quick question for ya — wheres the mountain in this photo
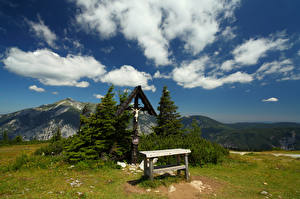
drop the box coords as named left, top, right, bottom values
left=1, top=99, right=300, bottom=151
left=0, top=98, right=96, bottom=140
left=181, top=115, right=300, bottom=151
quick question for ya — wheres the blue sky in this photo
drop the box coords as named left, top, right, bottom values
left=0, top=0, right=300, bottom=123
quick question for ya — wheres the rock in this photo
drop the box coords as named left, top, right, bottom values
left=263, top=182, right=268, bottom=185
left=70, top=179, right=82, bottom=187
left=139, top=158, right=158, bottom=170
left=68, top=165, right=75, bottom=169
left=146, top=188, right=151, bottom=192
left=190, top=180, right=205, bottom=192
left=139, top=161, right=144, bottom=170
left=117, top=161, right=127, bottom=168
left=154, top=190, right=160, bottom=193
left=77, top=192, right=83, bottom=196
left=260, top=190, right=268, bottom=195
left=168, top=185, right=176, bottom=193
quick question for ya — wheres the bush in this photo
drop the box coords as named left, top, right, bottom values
left=10, top=153, right=29, bottom=171
left=34, top=140, right=65, bottom=156
left=139, top=133, right=228, bottom=166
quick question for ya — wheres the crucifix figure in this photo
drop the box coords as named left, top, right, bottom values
left=131, top=107, right=142, bottom=122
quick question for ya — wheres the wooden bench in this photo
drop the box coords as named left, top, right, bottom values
left=140, top=149, right=191, bottom=181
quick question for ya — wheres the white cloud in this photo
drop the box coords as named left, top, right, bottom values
left=232, top=36, right=289, bottom=66
left=222, top=71, right=253, bottom=84
left=93, top=94, right=104, bottom=99
left=100, top=65, right=156, bottom=92
left=101, top=46, right=114, bottom=54
left=28, top=17, right=57, bottom=48
left=29, top=85, right=45, bottom=92
left=171, top=56, right=253, bottom=89
left=220, top=60, right=235, bottom=71
left=221, top=26, right=236, bottom=40
left=73, top=0, right=240, bottom=66
left=256, top=59, right=294, bottom=80
left=153, top=71, right=171, bottom=79
left=52, top=91, right=58, bottom=95
left=3, top=48, right=106, bottom=87
left=262, top=97, right=278, bottom=102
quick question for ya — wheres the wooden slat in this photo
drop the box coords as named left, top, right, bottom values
left=140, top=148, right=191, bottom=158
left=153, top=165, right=186, bottom=174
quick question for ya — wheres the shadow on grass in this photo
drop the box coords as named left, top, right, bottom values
left=127, top=173, right=185, bottom=188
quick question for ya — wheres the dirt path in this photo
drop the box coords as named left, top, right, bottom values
left=125, top=176, right=223, bottom=199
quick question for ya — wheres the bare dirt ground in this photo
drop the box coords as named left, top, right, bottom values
left=125, top=176, right=223, bottom=199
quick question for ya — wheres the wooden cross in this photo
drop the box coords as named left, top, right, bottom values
left=116, top=86, right=157, bottom=164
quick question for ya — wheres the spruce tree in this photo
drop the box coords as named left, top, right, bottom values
left=52, top=127, right=62, bottom=142
left=154, top=86, right=183, bottom=136
left=187, top=119, right=202, bottom=137
left=65, top=85, right=118, bottom=162
left=2, top=131, right=8, bottom=143
left=112, top=91, right=132, bottom=160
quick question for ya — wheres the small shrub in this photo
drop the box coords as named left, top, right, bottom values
left=10, top=154, right=29, bottom=171
left=34, top=140, right=65, bottom=156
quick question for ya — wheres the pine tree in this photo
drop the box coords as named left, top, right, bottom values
left=14, top=135, right=23, bottom=143
left=2, top=130, right=8, bottom=143
left=65, top=85, right=117, bottom=162
left=154, top=86, right=183, bottom=136
left=92, top=85, right=117, bottom=157
left=187, top=119, right=202, bottom=137
left=51, top=127, right=62, bottom=142
left=113, top=91, right=132, bottom=160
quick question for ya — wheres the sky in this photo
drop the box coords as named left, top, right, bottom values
left=0, top=0, right=300, bottom=123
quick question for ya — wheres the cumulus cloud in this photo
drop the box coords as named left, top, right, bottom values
left=100, top=65, right=156, bottom=92
left=52, top=91, right=58, bottom=95
left=73, top=0, right=240, bottom=66
left=262, top=97, right=279, bottom=102
left=29, top=85, right=45, bottom=92
left=93, top=94, right=104, bottom=99
left=3, top=48, right=156, bottom=91
left=153, top=71, right=171, bottom=79
left=220, top=60, right=235, bottom=71
left=27, top=17, right=57, bottom=48
left=232, top=36, right=289, bottom=66
left=3, top=48, right=106, bottom=87
left=221, top=26, right=236, bottom=40
left=255, top=59, right=294, bottom=80
left=171, top=56, right=253, bottom=89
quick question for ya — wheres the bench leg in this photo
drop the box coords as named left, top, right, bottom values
left=184, top=154, right=189, bottom=181
left=176, top=155, right=181, bottom=175
left=144, top=158, right=148, bottom=177
left=149, top=158, right=154, bottom=181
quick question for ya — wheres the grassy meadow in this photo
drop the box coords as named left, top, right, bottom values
left=0, top=144, right=300, bottom=199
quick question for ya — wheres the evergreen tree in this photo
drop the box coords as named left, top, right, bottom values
left=187, top=119, right=202, bottom=137
left=2, top=130, right=8, bottom=143
left=113, top=91, right=132, bottom=160
left=14, top=135, right=23, bottom=143
left=51, top=127, right=62, bottom=142
left=65, top=85, right=118, bottom=162
left=154, top=86, right=183, bottom=136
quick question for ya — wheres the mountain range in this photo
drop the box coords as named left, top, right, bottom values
left=0, top=98, right=299, bottom=151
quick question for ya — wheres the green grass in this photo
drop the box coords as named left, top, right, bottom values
left=190, top=154, right=300, bottom=199
left=0, top=144, right=300, bottom=199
